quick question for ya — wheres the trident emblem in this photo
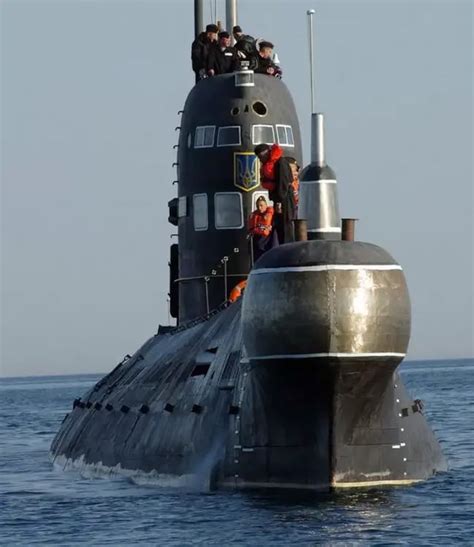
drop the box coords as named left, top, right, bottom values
left=234, top=152, right=260, bottom=192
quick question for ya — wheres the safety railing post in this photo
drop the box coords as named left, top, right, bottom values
left=222, top=256, right=229, bottom=300
left=204, top=276, right=210, bottom=314
left=249, top=235, right=254, bottom=268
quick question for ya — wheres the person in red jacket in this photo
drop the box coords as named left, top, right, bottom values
left=254, top=144, right=296, bottom=243
left=248, top=196, right=277, bottom=262
left=255, top=143, right=283, bottom=195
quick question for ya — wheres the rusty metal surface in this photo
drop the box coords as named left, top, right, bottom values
left=293, top=219, right=308, bottom=241
left=341, top=218, right=357, bottom=241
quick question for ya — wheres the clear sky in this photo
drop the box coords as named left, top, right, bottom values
left=1, top=0, right=472, bottom=377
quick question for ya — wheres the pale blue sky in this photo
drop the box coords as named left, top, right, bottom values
left=1, top=0, right=472, bottom=376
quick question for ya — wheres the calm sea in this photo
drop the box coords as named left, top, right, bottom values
left=1, top=359, right=473, bottom=546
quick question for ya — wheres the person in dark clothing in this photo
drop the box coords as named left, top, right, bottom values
left=273, top=155, right=296, bottom=242
left=191, top=24, right=218, bottom=82
left=207, top=32, right=238, bottom=76
left=232, top=25, right=257, bottom=60
left=254, top=144, right=295, bottom=243
left=254, top=41, right=282, bottom=78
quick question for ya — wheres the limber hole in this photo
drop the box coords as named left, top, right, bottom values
left=191, top=364, right=210, bottom=377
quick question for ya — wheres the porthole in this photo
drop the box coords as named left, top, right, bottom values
left=231, top=106, right=240, bottom=116
left=252, top=101, right=268, bottom=116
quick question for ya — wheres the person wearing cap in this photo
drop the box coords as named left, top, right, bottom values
left=207, top=31, right=238, bottom=77
left=191, top=24, right=218, bottom=83
left=254, top=41, right=282, bottom=78
left=232, top=25, right=257, bottom=60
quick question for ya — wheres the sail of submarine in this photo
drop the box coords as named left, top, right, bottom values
left=50, top=0, right=446, bottom=490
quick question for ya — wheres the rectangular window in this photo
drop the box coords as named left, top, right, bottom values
left=194, top=126, right=215, bottom=148
left=178, top=196, right=187, bottom=218
left=252, top=125, right=275, bottom=145
left=193, top=193, right=208, bottom=231
left=214, top=192, right=244, bottom=230
left=217, top=126, right=241, bottom=147
left=276, top=124, right=295, bottom=147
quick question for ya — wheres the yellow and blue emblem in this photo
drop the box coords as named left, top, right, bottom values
left=234, top=152, right=260, bottom=192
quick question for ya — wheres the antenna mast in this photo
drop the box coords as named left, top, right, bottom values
left=226, top=0, right=237, bottom=40
left=307, top=9, right=325, bottom=166
left=195, top=0, right=204, bottom=38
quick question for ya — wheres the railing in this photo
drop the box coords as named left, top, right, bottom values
left=174, top=240, right=256, bottom=314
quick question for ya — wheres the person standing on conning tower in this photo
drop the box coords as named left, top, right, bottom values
left=232, top=26, right=257, bottom=60
left=255, top=144, right=295, bottom=243
left=191, top=23, right=218, bottom=82
left=254, top=41, right=282, bottom=78
left=207, top=32, right=239, bottom=76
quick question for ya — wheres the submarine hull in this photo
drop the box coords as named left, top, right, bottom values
left=50, top=241, right=446, bottom=490
left=50, top=312, right=446, bottom=490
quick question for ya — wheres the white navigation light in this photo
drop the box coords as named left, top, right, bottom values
left=234, top=70, right=254, bottom=87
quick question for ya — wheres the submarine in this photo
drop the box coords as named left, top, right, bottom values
left=50, top=1, right=447, bottom=490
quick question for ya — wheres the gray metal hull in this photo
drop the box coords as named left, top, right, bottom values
left=50, top=299, right=446, bottom=490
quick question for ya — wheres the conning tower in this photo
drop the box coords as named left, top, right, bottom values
left=172, top=73, right=302, bottom=322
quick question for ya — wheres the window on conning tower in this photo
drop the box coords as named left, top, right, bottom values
left=214, top=193, right=244, bottom=230
left=252, top=125, right=275, bottom=145
left=193, top=194, right=208, bottom=231
left=276, top=125, right=295, bottom=147
left=217, top=126, right=241, bottom=147
left=194, top=126, right=215, bottom=148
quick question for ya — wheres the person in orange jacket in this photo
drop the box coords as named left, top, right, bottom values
left=249, top=196, right=274, bottom=237
left=248, top=196, right=278, bottom=261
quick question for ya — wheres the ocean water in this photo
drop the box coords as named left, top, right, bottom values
left=1, top=359, right=473, bottom=546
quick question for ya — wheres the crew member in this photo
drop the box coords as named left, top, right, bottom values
left=191, top=24, right=218, bottom=82
left=207, top=31, right=239, bottom=76
left=248, top=196, right=277, bottom=260
left=256, top=37, right=281, bottom=67
left=254, top=41, right=282, bottom=78
left=254, top=144, right=295, bottom=243
left=288, top=158, right=300, bottom=209
left=232, top=25, right=257, bottom=60
left=255, top=143, right=283, bottom=196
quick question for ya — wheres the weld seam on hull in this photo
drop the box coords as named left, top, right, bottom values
left=251, top=264, right=403, bottom=275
